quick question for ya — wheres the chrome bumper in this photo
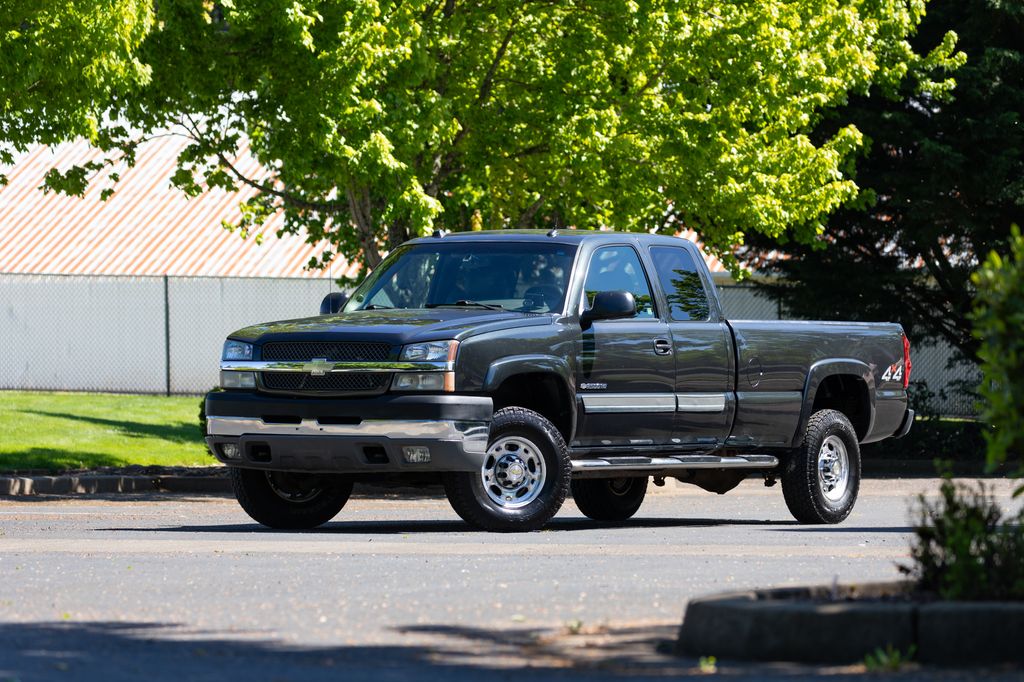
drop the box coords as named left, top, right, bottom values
left=205, top=415, right=490, bottom=473
left=206, top=416, right=488, bottom=452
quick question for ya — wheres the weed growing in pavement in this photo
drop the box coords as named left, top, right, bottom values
left=698, top=656, right=717, bottom=674
left=863, top=644, right=916, bottom=672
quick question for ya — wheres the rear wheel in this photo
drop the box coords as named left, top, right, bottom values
left=230, top=468, right=353, bottom=529
left=781, top=409, right=861, bottom=524
left=444, top=407, right=570, bottom=532
left=571, top=477, right=647, bottom=522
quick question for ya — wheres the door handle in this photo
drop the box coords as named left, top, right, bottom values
left=653, top=339, right=672, bottom=355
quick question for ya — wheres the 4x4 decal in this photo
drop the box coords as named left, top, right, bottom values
left=881, top=362, right=904, bottom=383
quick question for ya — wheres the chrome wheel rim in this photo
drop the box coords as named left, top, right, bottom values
left=817, top=435, right=849, bottom=502
left=265, top=472, right=322, bottom=503
left=481, top=436, right=546, bottom=509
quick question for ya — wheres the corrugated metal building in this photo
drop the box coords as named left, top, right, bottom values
left=0, top=135, right=729, bottom=278
left=0, top=136, right=360, bottom=279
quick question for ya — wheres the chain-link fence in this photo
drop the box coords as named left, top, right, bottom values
left=0, top=273, right=339, bottom=395
left=0, top=274, right=979, bottom=415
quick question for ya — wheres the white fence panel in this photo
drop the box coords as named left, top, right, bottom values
left=168, top=277, right=338, bottom=394
left=0, top=274, right=166, bottom=392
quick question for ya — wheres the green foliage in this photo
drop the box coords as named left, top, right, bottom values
left=971, top=225, right=1024, bottom=482
left=749, top=0, right=1023, bottom=363
left=863, top=644, right=916, bottom=672
left=900, top=477, right=1024, bottom=601
left=2, top=1, right=959, bottom=272
left=0, top=1, right=153, bottom=185
left=198, top=387, right=223, bottom=440
left=697, top=655, right=717, bottom=674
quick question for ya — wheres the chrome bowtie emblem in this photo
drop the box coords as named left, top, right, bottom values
left=304, top=358, right=332, bottom=376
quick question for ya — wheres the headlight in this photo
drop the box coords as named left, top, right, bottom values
left=222, top=340, right=253, bottom=361
left=220, top=371, right=256, bottom=389
left=400, top=340, right=457, bottom=362
left=392, top=373, right=447, bottom=391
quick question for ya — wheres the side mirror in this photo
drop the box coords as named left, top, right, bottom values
left=320, top=292, right=348, bottom=315
left=581, top=290, right=636, bottom=325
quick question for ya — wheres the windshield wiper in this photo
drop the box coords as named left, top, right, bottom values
left=363, top=304, right=395, bottom=310
left=426, top=300, right=505, bottom=310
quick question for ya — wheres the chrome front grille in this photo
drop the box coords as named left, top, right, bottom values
left=258, top=341, right=394, bottom=395
left=260, top=372, right=390, bottom=393
left=261, top=341, right=392, bottom=362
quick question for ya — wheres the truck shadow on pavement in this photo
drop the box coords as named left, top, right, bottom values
left=98, top=517, right=798, bottom=534
left=0, top=619, right=889, bottom=682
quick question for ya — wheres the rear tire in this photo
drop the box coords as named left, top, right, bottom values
left=571, top=477, right=647, bottom=522
left=781, top=409, right=861, bottom=524
left=444, top=407, right=570, bottom=532
left=230, top=468, right=353, bottom=529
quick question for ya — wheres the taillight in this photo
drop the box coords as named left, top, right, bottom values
left=902, top=333, right=912, bottom=389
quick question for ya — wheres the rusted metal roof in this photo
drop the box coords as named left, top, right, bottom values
left=0, top=135, right=733, bottom=278
left=0, top=136, right=357, bottom=278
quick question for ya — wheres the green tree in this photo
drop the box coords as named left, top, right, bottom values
left=972, top=225, right=1024, bottom=480
left=748, top=0, right=1023, bottom=363
left=0, top=1, right=153, bottom=186
left=4, top=1, right=959, bottom=271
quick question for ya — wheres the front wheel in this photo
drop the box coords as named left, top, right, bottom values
left=781, top=409, right=861, bottom=524
left=571, top=477, right=647, bottom=522
left=231, top=468, right=354, bottom=529
left=444, top=407, right=571, bottom=532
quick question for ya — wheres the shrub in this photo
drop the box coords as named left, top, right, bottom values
left=900, top=477, right=1024, bottom=601
left=971, top=224, right=1024, bottom=482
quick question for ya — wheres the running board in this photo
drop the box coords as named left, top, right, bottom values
left=571, top=454, right=779, bottom=475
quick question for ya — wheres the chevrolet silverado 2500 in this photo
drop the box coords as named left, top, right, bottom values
left=205, top=230, right=914, bottom=532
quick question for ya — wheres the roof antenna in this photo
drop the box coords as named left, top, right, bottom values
left=547, top=228, right=558, bottom=237
left=432, top=229, right=446, bottom=238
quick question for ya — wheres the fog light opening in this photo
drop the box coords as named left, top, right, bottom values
left=219, top=443, right=241, bottom=460
left=402, top=446, right=431, bottom=464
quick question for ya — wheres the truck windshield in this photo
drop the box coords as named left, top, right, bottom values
left=344, top=241, right=577, bottom=313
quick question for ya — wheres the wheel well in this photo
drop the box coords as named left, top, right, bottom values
left=811, top=374, right=871, bottom=440
left=491, top=373, right=573, bottom=442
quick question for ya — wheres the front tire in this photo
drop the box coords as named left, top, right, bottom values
left=231, top=468, right=353, bottom=529
left=781, top=409, right=861, bottom=524
left=444, top=407, right=571, bottom=532
left=571, top=477, right=647, bottom=522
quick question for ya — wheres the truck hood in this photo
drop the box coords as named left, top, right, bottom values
left=228, top=308, right=554, bottom=347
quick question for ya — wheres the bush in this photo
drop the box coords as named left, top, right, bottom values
left=971, top=224, right=1024, bottom=481
left=900, top=477, right=1024, bottom=601
left=198, top=387, right=223, bottom=443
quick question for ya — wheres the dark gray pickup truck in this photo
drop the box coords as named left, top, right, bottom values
left=206, top=230, right=914, bottom=532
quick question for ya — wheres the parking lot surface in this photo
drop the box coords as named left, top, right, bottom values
left=0, top=478, right=1019, bottom=680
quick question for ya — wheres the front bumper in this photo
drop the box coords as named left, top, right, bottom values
left=204, top=392, right=492, bottom=474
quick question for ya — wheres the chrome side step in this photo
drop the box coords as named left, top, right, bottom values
left=571, top=454, right=779, bottom=476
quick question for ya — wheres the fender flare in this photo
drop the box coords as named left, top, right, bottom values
left=483, top=355, right=577, bottom=439
left=792, top=358, right=876, bottom=445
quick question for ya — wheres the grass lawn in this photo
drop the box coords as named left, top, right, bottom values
left=0, top=391, right=214, bottom=471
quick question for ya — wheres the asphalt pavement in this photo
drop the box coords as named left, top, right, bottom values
left=0, top=478, right=1020, bottom=681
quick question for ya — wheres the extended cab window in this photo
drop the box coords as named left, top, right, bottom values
left=650, top=246, right=711, bottom=321
left=583, top=245, right=655, bottom=318
left=345, top=242, right=577, bottom=312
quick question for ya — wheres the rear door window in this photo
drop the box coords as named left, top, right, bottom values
left=650, top=246, right=711, bottom=321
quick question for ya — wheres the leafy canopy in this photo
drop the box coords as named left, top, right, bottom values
left=1, top=1, right=959, bottom=270
left=0, top=0, right=153, bottom=185
left=749, top=0, right=1021, bottom=363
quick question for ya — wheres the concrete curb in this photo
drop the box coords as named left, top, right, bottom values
left=0, top=459, right=997, bottom=497
left=0, top=475, right=231, bottom=495
left=677, top=581, right=1024, bottom=665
